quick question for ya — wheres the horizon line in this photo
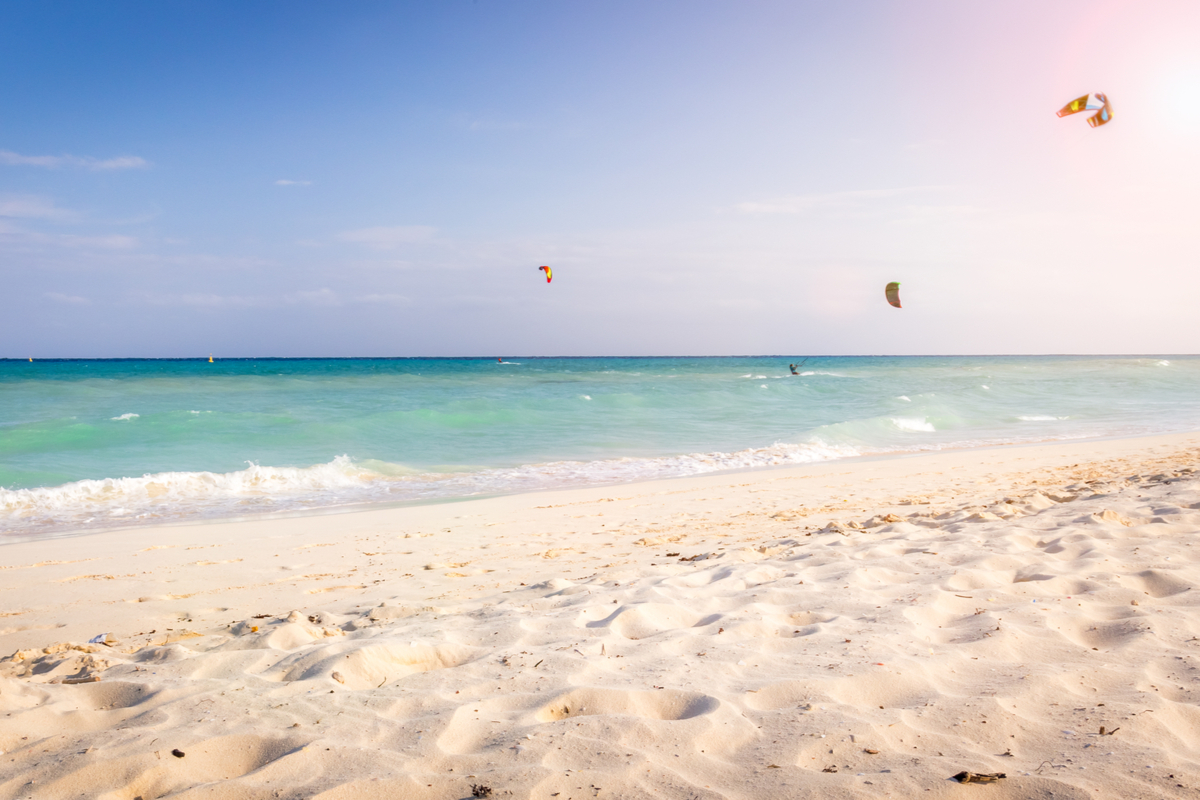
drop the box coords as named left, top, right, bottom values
left=2, top=353, right=1196, bottom=362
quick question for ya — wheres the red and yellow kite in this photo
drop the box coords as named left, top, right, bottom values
left=1057, top=92, right=1113, bottom=128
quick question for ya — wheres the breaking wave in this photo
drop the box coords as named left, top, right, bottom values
left=1, top=442, right=863, bottom=538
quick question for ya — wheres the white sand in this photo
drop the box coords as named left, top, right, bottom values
left=3, top=432, right=1200, bottom=799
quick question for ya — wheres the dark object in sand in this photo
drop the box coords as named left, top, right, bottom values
left=471, top=784, right=493, bottom=798
left=171, top=749, right=186, bottom=758
left=953, top=771, right=1006, bottom=783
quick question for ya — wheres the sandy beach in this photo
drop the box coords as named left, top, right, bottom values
left=3, top=432, right=1200, bottom=799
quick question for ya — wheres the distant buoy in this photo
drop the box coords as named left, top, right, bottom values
left=29, top=357, right=33, bottom=362
left=208, top=354, right=214, bottom=363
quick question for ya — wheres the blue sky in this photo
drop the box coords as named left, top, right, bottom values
left=3, top=1, right=1199, bottom=357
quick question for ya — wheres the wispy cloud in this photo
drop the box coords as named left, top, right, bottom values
left=735, top=185, right=952, bottom=215
left=131, top=288, right=410, bottom=309
left=59, top=234, right=139, bottom=250
left=45, top=292, right=91, bottom=305
left=0, top=195, right=71, bottom=219
left=275, top=179, right=312, bottom=186
left=283, top=288, right=409, bottom=307
left=0, top=150, right=149, bottom=171
left=338, top=225, right=436, bottom=250
left=287, top=288, right=340, bottom=306
left=137, top=292, right=265, bottom=309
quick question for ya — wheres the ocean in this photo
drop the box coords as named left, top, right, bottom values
left=2, top=355, right=1198, bottom=540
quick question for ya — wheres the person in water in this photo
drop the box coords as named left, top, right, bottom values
left=789, top=364, right=799, bottom=375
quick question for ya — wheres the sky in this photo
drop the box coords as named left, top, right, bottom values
left=2, top=0, right=1199, bottom=357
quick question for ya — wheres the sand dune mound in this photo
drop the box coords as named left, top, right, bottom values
left=1126, top=568, right=1193, bottom=598
left=582, top=601, right=703, bottom=640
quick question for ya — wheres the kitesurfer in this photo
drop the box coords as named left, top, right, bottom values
left=789, top=364, right=799, bottom=375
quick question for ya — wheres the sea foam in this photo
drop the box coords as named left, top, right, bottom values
left=0, top=442, right=862, bottom=538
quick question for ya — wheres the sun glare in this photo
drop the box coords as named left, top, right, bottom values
left=1155, top=63, right=1200, bottom=132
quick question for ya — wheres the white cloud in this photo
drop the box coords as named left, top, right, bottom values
left=0, top=151, right=62, bottom=168
left=275, top=179, right=312, bottom=186
left=338, top=225, right=436, bottom=250
left=90, top=156, right=149, bottom=171
left=45, top=292, right=90, bottom=305
left=0, top=150, right=149, bottom=171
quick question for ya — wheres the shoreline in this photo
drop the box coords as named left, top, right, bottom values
left=4, top=429, right=1200, bottom=645
left=2, top=430, right=1200, bottom=798
left=7, top=426, right=1200, bottom=545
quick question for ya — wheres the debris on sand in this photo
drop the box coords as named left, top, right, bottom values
left=953, top=771, right=1005, bottom=784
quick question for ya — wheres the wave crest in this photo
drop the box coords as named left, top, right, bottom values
left=1, top=443, right=863, bottom=538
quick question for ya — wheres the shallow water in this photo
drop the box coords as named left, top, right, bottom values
left=2, top=355, right=1198, bottom=539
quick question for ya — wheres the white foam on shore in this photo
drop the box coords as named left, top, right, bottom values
left=3, top=409, right=1188, bottom=539
left=0, top=441, right=865, bottom=537
left=892, top=417, right=936, bottom=432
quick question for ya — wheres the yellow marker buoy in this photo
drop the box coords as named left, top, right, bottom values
left=208, top=354, right=214, bottom=363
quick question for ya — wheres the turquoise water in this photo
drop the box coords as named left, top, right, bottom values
left=2, top=356, right=1198, bottom=539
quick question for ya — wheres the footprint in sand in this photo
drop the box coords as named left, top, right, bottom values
left=745, top=669, right=937, bottom=712
left=437, top=688, right=723, bottom=756
left=60, top=680, right=159, bottom=712
left=1054, top=616, right=1150, bottom=651
left=903, top=604, right=997, bottom=645
left=582, top=602, right=703, bottom=640
left=38, top=734, right=306, bottom=798
left=535, top=687, right=719, bottom=722
left=265, top=641, right=476, bottom=688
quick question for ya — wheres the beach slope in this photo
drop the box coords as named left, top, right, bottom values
left=3, top=433, right=1200, bottom=798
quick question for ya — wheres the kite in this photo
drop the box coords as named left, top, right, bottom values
left=539, top=265, right=552, bottom=283
left=885, top=282, right=902, bottom=309
left=1056, top=92, right=1113, bottom=128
